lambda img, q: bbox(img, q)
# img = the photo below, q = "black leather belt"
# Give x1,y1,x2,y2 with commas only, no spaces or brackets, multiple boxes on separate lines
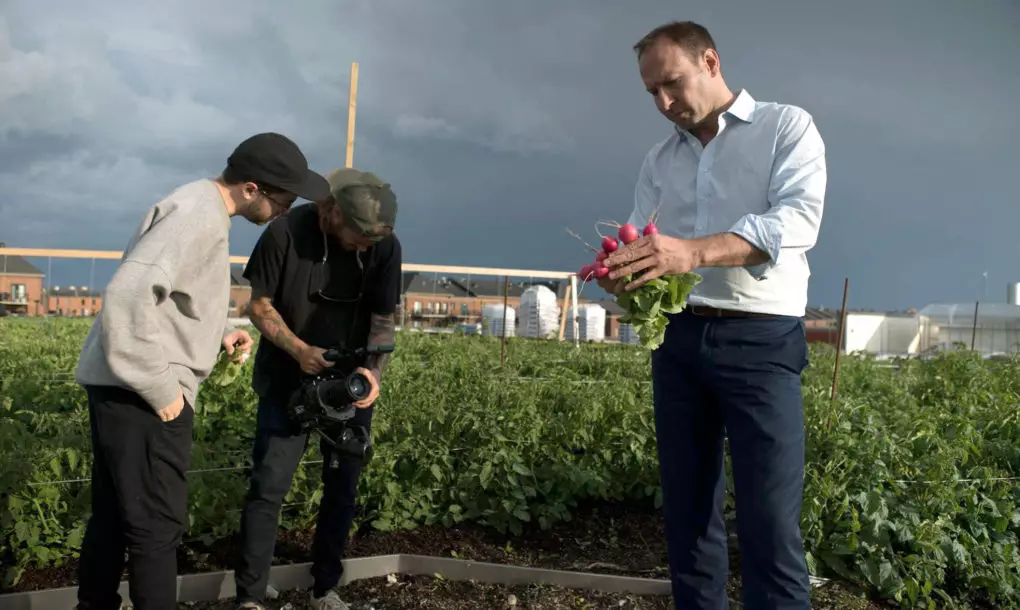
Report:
687,305,777,319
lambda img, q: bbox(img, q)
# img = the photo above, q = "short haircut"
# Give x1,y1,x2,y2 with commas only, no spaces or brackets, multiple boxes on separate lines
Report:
633,21,717,61
220,164,288,194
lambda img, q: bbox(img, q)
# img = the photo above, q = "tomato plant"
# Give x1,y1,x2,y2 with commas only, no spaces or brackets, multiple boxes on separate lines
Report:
1,318,1019,607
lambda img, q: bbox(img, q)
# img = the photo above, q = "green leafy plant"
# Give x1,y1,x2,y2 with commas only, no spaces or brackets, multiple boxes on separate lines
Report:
568,219,702,349
2,318,1020,608
615,273,702,349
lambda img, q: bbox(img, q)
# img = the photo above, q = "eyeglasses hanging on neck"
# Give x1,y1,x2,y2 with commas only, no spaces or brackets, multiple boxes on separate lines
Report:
310,231,368,303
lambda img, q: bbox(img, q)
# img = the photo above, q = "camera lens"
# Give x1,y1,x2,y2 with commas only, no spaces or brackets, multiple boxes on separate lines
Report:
346,372,369,400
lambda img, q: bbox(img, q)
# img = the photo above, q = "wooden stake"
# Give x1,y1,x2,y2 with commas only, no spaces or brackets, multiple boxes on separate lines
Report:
570,275,579,348
345,61,359,168
829,278,850,410
558,281,570,341
500,276,510,367
971,301,980,350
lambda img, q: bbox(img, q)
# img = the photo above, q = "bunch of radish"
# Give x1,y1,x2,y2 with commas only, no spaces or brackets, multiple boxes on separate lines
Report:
572,216,659,284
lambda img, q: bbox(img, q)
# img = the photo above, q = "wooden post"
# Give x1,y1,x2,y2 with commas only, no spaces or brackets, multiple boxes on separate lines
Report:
500,276,510,367
558,281,570,341
829,278,850,406
971,301,980,351
345,62,359,168
570,275,579,348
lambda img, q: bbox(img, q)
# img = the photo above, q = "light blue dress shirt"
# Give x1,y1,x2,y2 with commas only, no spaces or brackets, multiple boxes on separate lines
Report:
626,89,827,317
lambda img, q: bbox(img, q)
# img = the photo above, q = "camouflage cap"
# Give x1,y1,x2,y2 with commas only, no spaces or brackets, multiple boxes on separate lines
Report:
325,167,398,240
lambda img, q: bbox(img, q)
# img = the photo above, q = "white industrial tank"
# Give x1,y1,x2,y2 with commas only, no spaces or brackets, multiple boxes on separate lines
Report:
619,323,639,345
518,285,560,339
482,304,516,337
565,304,606,342
1008,282,1020,306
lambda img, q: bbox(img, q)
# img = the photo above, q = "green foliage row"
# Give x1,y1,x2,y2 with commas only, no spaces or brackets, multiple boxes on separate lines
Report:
2,317,1020,608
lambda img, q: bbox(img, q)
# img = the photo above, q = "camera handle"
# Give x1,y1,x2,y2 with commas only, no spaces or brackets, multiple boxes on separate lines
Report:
322,342,395,364
316,420,373,467
293,344,392,467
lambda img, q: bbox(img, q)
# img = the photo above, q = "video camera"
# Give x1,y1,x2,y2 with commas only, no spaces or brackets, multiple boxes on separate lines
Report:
284,343,394,467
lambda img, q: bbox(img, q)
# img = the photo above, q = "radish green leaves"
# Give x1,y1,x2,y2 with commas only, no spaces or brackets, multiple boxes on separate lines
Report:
616,272,702,349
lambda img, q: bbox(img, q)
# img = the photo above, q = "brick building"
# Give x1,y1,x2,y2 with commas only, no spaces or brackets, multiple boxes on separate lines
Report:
401,273,567,327
0,246,45,316
45,286,103,316
229,266,252,317
804,307,842,346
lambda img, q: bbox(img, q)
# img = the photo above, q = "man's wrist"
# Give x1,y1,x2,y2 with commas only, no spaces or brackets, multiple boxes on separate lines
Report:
689,233,767,269
285,340,310,361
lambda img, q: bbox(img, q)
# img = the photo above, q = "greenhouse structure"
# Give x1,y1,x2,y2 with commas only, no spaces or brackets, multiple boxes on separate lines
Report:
916,302,1020,356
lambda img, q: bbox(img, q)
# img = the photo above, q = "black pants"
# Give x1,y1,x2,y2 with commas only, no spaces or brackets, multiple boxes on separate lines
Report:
233,394,373,604
651,311,812,610
76,385,193,610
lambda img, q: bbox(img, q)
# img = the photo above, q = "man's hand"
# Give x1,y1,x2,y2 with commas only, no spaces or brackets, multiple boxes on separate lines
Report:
605,233,701,291
597,275,625,296
352,366,379,409
222,329,254,361
158,390,185,422
297,345,331,375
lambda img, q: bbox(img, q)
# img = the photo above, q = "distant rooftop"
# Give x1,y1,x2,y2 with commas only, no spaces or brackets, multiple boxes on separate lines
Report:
0,243,44,276
230,267,250,287
403,272,564,299
805,306,917,321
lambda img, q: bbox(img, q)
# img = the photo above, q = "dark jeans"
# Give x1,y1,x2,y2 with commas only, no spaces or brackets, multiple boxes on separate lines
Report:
651,310,811,610
233,394,373,603
76,385,193,610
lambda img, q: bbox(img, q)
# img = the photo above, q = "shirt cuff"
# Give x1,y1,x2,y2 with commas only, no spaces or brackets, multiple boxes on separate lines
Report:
727,215,781,281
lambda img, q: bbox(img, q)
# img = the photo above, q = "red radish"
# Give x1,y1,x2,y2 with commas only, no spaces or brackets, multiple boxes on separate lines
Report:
618,223,640,244
596,251,607,262
643,223,658,236
594,266,610,279
579,263,599,280
602,236,619,253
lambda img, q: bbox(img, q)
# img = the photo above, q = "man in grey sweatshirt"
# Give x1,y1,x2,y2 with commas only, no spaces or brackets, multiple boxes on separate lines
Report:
73,132,330,610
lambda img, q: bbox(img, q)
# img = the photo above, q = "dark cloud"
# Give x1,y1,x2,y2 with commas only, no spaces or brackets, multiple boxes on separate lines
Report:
1,0,1018,310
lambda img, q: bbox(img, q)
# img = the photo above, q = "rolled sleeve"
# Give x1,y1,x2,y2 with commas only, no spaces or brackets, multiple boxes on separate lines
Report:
729,215,784,280
728,107,827,280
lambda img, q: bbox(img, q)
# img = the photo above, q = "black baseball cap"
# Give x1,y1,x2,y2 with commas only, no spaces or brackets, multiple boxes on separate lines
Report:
226,132,330,202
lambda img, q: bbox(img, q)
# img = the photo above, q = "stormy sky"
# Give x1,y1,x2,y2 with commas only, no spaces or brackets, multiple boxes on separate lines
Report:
1,0,1018,311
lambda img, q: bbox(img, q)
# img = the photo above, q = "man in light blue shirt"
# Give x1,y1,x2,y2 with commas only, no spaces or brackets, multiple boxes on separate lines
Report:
602,20,826,610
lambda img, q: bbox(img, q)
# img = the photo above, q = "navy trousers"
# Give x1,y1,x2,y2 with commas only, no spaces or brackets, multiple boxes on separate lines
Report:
233,394,374,604
650,310,811,610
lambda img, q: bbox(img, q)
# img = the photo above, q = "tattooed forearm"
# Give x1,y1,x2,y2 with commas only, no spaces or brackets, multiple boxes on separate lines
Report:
365,312,395,381
248,297,308,359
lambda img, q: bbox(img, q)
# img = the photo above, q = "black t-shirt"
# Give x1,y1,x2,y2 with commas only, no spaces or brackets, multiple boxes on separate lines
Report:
242,203,402,400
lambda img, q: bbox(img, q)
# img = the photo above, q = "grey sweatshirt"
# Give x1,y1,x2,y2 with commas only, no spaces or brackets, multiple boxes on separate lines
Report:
75,179,235,413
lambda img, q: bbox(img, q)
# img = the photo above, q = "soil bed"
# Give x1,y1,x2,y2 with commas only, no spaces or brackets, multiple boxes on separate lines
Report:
4,501,884,609
188,574,674,610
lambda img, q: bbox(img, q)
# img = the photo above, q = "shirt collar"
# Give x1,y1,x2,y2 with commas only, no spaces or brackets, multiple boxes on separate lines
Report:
725,89,756,123
672,89,756,141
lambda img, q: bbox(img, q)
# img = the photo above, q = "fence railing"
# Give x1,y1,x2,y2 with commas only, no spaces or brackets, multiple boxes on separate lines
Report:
0,246,588,345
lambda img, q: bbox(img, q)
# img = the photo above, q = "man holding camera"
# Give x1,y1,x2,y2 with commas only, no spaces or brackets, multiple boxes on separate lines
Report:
232,167,402,610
